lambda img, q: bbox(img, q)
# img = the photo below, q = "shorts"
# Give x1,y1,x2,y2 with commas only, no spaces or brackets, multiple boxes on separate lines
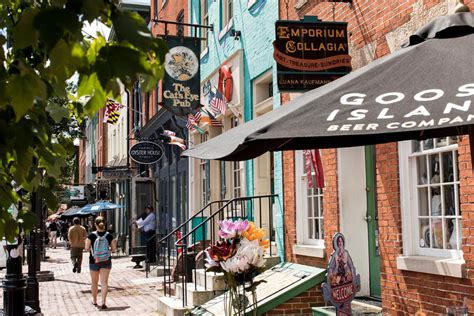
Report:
50,231,57,239
89,260,112,271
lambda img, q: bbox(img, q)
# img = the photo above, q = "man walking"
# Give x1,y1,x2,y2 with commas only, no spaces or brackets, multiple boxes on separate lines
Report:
48,220,58,249
136,205,156,263
68,217,86,273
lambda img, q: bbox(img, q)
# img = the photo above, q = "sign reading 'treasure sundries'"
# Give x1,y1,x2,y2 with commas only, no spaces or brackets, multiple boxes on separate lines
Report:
274,16,352,91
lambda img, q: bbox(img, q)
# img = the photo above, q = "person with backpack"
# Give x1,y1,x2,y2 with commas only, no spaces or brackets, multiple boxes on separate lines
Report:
84,216,116,310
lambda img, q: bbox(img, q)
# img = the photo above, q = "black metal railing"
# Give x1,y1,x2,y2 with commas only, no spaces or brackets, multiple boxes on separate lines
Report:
146,201,226,281
174,194,277,307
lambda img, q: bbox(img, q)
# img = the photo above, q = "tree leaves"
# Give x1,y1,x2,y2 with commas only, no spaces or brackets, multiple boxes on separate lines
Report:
6,68,47,120
0,0,167,241
12,7,39,49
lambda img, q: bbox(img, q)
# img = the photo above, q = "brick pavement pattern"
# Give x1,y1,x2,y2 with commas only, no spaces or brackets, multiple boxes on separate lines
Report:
0,243,162,316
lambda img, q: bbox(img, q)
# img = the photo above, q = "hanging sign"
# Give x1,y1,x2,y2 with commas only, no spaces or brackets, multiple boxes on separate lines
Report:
162,36,201,115
322,233,360,315
274,16,351,91
129,141,164,164
68,185,85,200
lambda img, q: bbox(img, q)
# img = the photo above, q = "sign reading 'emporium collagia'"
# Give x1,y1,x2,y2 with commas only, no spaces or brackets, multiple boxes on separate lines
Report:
322,233,360,315
274,16,351,91
162,36,200,115
129,141,164,165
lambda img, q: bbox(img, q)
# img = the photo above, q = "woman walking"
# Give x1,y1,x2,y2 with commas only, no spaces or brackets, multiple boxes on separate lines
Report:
85,216,116,310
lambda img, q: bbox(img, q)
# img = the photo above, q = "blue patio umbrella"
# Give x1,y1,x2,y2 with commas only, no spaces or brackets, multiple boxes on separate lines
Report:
78,200,125,215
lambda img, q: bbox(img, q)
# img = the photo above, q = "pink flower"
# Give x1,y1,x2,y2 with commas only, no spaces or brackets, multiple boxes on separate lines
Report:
218,219,249,239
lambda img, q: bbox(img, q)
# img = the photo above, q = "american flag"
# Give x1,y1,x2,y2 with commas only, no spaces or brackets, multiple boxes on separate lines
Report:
194,110,202,122
209,88,226,115
205,109,223,127
186,114,196,131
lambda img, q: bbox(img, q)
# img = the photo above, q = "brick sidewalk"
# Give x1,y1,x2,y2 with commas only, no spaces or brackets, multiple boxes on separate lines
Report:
0,243,163,316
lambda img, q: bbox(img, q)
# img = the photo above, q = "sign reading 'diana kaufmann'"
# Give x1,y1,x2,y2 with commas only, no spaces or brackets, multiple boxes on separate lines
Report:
322,233,360,316
162,36,200,115
274,16,351,91
129,141,163,165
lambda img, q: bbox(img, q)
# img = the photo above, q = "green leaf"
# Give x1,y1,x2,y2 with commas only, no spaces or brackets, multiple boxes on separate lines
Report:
87,36,106,64
17,208,38,234
95,45,149,88
12,7,40,49
7,72,47,120
81,0,104,22
112,11,152,50
34,8,82,50
46,102,69,123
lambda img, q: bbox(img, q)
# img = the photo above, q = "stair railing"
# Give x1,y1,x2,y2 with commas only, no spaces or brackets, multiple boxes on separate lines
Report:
175,194,277,307
149,200,227,298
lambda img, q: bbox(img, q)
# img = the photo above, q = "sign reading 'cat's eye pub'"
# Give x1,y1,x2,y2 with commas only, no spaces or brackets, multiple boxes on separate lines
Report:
274,16,352,91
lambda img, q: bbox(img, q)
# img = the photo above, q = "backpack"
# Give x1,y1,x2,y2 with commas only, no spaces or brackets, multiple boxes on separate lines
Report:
92,232,110,263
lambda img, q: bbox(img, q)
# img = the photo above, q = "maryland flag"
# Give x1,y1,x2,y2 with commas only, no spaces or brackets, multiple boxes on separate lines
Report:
103,99,122,124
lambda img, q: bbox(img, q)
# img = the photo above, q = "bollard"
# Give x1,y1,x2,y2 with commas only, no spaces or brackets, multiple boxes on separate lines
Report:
3,240,27,316
25,229,40,312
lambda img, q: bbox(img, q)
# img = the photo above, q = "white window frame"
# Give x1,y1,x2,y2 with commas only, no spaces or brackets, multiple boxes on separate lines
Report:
399,139,463,259
199,134,210,207
294,151,325,254
201,0,209,52
230,117,244,199
221,0,233,30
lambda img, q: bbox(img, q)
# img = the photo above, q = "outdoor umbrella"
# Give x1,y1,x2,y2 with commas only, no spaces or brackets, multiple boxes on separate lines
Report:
77,200,125,215
59,206,86,218
183,12,474,161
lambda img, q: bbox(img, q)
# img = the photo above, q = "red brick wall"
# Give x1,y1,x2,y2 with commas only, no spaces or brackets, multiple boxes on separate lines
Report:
263,285,325,316
278,0,474,315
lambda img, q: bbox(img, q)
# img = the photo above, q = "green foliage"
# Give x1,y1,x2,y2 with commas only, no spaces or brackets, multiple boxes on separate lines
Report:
0,0,167,242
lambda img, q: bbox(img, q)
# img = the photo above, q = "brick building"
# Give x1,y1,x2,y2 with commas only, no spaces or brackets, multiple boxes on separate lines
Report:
277,0,474,314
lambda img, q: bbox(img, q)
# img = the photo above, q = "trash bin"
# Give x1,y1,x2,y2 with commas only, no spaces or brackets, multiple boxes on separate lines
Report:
185,252,196,282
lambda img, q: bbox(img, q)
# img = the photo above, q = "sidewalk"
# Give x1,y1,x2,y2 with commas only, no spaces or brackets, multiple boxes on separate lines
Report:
0,243,163,315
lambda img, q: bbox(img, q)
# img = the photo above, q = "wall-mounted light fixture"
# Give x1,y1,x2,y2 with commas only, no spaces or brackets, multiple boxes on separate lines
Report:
229,29,241,40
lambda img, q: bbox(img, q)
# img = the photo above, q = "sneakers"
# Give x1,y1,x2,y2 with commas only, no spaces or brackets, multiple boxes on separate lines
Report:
72,266,76,273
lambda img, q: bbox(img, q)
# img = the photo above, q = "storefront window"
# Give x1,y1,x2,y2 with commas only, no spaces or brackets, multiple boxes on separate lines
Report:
200,134,210,206
400,137,462,258
295,151,324,246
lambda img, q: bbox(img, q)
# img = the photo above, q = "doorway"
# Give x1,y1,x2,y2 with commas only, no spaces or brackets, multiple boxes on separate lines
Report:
338,146,380,297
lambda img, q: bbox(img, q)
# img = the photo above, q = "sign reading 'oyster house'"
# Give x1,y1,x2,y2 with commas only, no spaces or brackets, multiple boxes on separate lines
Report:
129,141,163,165
274,16,351,91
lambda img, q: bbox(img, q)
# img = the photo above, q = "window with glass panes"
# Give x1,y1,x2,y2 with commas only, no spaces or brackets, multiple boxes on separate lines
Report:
410,137,461,254
222,0,233,28
302,151,324,242
231,117,242,198
200,133,210,206
201,0,209,51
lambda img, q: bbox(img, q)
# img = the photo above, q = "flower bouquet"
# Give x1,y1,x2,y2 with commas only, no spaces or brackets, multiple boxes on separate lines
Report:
205,219,269,315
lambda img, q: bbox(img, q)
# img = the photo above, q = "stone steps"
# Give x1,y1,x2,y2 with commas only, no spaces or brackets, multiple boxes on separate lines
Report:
176,282,226,306
156,296,192,316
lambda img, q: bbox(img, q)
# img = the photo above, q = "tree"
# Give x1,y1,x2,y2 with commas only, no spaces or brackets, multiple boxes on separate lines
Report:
0,0,167,241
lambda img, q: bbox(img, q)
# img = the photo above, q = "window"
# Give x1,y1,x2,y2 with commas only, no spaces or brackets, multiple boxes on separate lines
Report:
295,151,324,246
200,134,210,206
177,10,184,37
221,0,233,29
400,137,462,258
230,117,243,198
201,0,209,51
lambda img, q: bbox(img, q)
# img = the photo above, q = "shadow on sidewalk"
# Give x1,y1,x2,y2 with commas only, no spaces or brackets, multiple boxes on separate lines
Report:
55,278,125,291
99,306,130,312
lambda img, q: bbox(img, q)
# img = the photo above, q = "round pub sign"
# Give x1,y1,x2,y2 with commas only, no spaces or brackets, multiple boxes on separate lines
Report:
129,141,163,164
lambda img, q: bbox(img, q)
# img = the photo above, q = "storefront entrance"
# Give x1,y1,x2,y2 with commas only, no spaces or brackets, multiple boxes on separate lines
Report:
339,146,380,298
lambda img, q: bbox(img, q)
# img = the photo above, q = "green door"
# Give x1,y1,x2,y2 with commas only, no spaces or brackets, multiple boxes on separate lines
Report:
365,146,381,297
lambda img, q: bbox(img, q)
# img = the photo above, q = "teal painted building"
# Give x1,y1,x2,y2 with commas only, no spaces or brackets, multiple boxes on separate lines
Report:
188,0,284,260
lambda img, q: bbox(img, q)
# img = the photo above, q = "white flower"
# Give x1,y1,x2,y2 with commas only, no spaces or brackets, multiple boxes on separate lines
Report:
220,238,266,274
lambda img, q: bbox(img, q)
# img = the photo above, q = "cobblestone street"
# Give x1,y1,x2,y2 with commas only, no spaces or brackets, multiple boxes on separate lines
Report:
0,243,163,315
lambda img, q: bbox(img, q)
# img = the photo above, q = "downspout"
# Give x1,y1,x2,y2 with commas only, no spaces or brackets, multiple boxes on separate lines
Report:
125,89,132,254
